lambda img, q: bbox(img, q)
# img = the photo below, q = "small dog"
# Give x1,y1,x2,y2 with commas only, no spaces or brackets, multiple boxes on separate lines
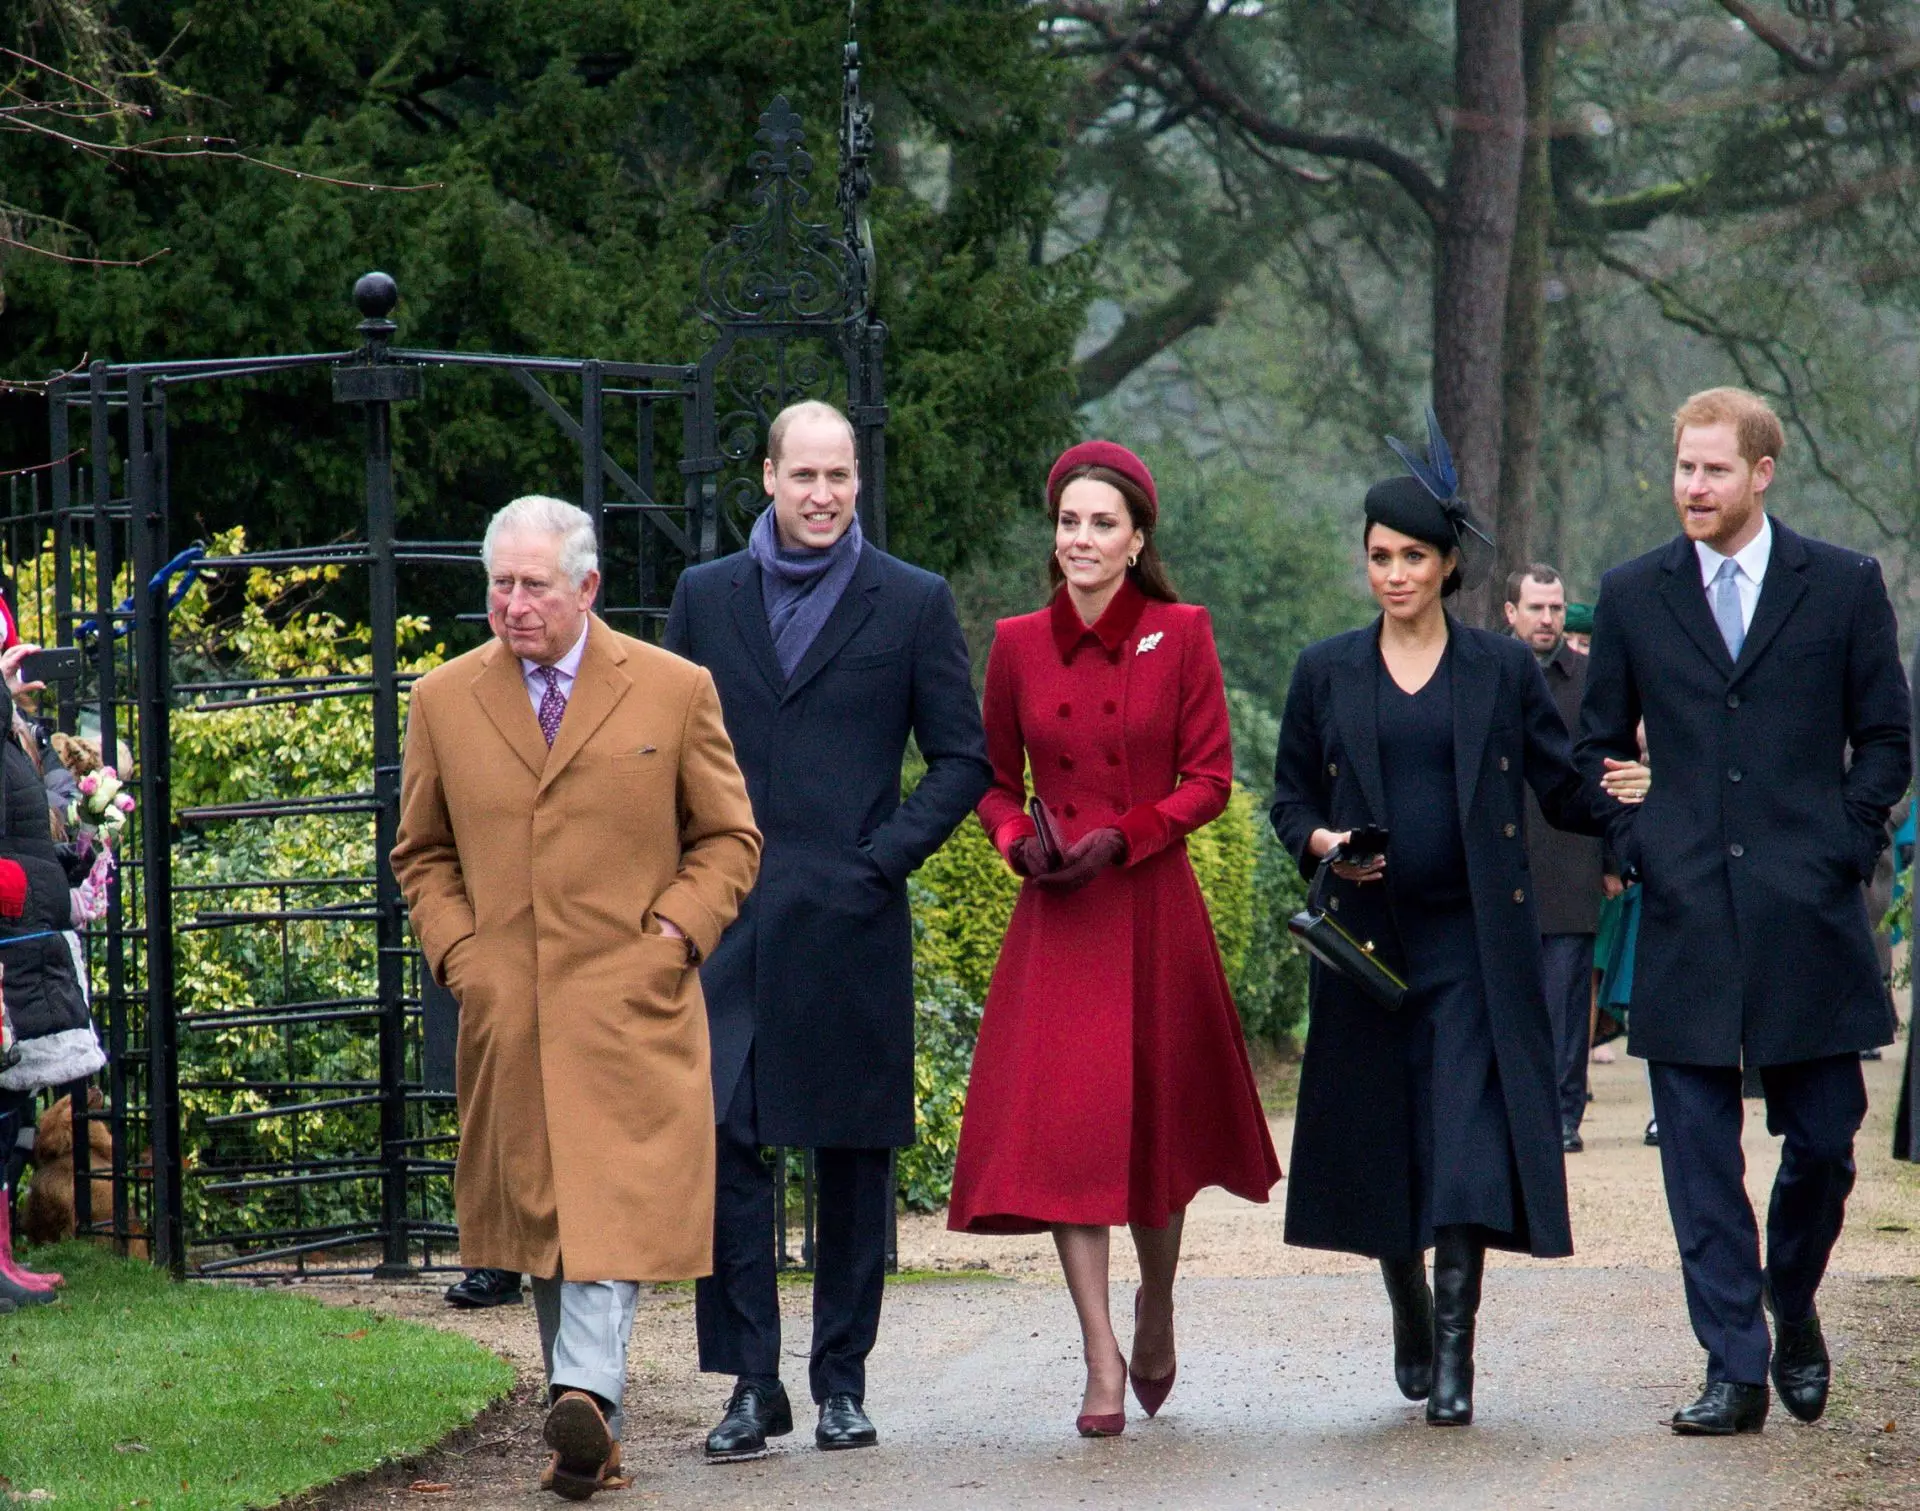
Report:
21,1090,148,1258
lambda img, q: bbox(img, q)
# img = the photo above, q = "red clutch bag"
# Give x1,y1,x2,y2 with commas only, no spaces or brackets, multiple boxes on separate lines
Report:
1028,795,1066,872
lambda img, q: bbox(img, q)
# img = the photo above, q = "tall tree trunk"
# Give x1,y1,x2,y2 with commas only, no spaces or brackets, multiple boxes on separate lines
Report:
1495,1,1566,595
1432,0,1529,627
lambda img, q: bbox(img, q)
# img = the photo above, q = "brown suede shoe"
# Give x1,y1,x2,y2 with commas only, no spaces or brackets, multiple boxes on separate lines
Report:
542,1391,624,1499
540,1441,625,1496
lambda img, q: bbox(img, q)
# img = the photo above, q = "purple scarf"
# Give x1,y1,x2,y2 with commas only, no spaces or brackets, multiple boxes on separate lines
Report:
748,506,865,680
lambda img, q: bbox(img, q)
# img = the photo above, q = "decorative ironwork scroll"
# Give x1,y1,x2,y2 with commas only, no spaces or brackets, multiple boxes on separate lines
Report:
689,40,889,554
696,96,866,328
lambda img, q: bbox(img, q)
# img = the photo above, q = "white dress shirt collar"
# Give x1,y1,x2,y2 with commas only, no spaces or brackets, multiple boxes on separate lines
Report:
1695,513,1772,588
1695,514,1772,633
520,618,590,712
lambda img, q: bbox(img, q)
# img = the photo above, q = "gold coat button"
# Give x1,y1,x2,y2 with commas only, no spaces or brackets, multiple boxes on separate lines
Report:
1328,762,1339,778
1513,888,1526,903
1329,896,1340,912
1503,823,1516,838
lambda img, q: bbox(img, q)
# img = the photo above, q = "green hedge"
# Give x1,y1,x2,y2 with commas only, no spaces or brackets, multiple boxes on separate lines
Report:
898,780,1308,1209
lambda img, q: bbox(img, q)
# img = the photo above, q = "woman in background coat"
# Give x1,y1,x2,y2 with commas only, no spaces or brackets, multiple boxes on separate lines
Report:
1271,423,1646,1426
948,441,1280,1438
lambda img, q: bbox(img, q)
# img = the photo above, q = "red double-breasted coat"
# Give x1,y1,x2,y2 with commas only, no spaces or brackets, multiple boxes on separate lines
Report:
947,582,1281,1234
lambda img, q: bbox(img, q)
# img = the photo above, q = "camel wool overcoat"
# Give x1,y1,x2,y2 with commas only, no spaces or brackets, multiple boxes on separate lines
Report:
392,617,761,1282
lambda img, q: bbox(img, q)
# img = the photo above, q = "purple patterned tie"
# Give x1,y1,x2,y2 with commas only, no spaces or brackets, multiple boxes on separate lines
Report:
536,665,566,747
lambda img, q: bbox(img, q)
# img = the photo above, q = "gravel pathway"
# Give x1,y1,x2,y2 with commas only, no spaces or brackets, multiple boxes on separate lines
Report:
299,1052,1920,1510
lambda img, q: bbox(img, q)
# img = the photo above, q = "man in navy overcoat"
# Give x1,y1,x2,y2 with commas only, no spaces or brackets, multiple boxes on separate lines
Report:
1579,387,1910,1436
664,400,990,1458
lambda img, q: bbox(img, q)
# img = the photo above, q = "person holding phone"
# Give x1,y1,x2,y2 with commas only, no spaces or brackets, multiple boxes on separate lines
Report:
1270,415,1648,1427
947,441,1280,1438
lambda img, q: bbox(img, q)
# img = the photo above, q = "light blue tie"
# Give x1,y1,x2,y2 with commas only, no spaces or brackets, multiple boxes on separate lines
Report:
1710,557,1745,661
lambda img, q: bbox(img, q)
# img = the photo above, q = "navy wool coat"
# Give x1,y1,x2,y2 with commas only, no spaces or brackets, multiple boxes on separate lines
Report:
665,544,991,1148
1576,520,1911,1068
1271,621,1618,1260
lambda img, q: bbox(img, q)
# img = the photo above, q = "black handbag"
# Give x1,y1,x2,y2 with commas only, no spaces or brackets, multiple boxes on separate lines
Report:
1287,854,1409,1012
1029,795,1066,871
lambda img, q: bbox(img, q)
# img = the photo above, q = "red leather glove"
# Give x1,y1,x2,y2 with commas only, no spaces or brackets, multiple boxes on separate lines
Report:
1008,835,1058,878
0,858,27,920
1032,828,1128,892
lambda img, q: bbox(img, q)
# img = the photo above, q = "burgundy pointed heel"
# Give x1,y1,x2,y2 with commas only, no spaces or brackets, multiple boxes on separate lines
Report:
1129,1286,1177,1417
1075,1410,1125,1438
1075,1349,1128,1437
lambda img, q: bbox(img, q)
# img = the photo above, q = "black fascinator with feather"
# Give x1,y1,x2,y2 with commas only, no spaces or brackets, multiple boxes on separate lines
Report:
1364,406,1495,596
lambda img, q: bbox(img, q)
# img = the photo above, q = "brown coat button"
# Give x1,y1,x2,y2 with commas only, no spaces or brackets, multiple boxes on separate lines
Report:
1513,888,1526,903
1503,823,1516,838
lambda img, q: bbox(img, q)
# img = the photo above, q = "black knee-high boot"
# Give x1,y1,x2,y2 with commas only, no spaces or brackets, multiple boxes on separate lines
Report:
1379,1256,1433,1400
1427,1225,1484,1426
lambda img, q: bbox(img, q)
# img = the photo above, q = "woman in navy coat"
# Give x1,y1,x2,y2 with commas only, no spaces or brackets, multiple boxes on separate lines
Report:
1271,436,1646,1426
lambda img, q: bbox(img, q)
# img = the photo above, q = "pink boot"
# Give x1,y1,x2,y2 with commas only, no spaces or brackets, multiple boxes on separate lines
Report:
0,1190,62,1291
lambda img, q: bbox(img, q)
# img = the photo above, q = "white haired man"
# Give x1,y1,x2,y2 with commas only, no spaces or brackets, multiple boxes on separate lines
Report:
393,495,761,1498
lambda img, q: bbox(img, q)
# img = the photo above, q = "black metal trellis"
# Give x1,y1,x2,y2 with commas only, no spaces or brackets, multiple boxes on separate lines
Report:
16,50,888,1279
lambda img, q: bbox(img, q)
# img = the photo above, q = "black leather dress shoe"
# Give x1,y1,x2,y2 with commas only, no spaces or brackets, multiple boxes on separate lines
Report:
1765,1286,1831,1423
815,1393,877,1450
705,1380,793,1461
443,1268,523,1308
1671,1381,1769,1435
1562,1126,1584,1153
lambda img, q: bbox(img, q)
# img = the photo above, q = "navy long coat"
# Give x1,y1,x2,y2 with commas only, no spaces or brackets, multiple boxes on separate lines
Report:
1576,520,1910,1068
1271,620,1618,1259
664,544,991,1148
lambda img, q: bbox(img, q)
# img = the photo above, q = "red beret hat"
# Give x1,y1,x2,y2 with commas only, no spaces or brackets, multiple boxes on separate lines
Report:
1046,441,1157,525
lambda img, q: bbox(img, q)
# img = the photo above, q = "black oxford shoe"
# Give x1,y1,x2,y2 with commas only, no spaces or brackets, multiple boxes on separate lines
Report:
815,1393,878,1450
705,1380,793,1461
443,1267,523,1308
1765,1287,1831,1423
1562,1126,1584,1154
1670,1381,1769,1435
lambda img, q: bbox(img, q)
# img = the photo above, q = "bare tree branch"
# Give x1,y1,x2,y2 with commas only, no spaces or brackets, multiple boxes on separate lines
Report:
1596,246,1911,542
1048,0,1449,228
1073,234,1273,403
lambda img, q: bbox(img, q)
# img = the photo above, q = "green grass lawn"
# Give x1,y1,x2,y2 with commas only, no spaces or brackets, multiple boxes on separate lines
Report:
0,1243,512,1511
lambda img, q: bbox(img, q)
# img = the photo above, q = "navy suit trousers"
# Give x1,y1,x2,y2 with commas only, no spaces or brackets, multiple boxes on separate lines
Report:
694,1052,893,1403
1541,934,1594,1134
1648,1054,1866,1384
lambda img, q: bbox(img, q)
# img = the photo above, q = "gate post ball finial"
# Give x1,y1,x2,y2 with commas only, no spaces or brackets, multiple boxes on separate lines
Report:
353,271,399,319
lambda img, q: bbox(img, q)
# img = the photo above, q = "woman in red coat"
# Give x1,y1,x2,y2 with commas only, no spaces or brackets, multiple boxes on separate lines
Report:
948,441,1280,1437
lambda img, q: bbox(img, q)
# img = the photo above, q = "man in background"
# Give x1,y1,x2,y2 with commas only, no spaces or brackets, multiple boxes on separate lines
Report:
1506,564,1611,1153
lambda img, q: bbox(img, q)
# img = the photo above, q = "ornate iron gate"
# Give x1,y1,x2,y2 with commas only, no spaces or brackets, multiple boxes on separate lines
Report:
16,53,886,1278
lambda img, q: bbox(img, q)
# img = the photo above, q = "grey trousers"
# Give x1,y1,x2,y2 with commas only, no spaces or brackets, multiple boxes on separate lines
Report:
532,1273,640,1440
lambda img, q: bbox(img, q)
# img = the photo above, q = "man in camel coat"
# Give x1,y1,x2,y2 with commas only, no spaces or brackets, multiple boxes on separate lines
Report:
393,495,760,1500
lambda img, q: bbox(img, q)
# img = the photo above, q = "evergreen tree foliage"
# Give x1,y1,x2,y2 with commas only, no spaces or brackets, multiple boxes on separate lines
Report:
1,2,1089,584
